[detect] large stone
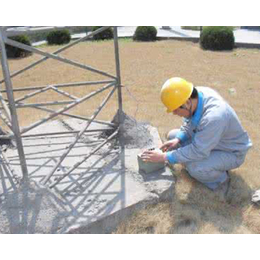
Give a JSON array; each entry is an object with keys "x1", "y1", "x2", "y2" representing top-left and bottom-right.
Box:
[{"x1": 137, "y1": 150, "x2": 165, "y2": 174}]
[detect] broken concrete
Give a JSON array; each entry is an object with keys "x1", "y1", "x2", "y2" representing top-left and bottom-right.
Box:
[{"x1": 0, "y1": 114, "x2": 175, "y2": 233}]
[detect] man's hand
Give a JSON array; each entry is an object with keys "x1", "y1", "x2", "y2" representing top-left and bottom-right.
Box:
[
  {"x1": 140, "y1": 149, "x2": 167, "y2": 163},
  {"x1": 160, "y1": 138, "x2": 180, "y2": 152}
]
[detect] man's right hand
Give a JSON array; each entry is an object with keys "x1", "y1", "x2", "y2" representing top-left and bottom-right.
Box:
[{"x1": 160, "y1": 138, "x2": 180, "y2": 152}]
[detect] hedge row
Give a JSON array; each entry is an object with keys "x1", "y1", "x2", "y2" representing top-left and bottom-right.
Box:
[
  {"x1": 5, "y1": 26, "x2": 235, "y2": 58},
  {"x1": 91, "y1": 26, "x2": 158, "y2": 41},
  {"x1": 89, "y1": 26, "x2": 235, "y2": 51}
]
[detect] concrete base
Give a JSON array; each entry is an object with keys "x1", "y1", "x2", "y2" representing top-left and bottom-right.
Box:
[{"x1": 0, "y1": 118, "x2": 175, "y2": 233}]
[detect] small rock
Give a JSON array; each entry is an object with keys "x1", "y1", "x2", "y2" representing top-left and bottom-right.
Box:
[{"x1": 252, "y1": 190, "x2": 260, "y2": 204}]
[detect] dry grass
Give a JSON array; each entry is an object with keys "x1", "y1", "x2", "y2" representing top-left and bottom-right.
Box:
[
  {"x1": 115, "y1": 167, "x2": 258, "y2": 234},
  {"x1": 1, "y1": 39, "x2": 260, "y2": 233}
]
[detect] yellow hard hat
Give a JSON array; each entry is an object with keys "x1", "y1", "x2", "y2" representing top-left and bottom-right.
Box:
[{"x1": 160, "y1": 77, "x2": 193, "y2": 113}]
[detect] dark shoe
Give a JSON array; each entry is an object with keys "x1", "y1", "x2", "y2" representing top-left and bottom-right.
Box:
[{"x1": 214, "y1": 172, "x2": 231, "y2": 198}]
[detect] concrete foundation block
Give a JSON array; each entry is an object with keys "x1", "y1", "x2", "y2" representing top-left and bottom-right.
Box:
[{"x1": 0, "y1": 118, "x2": 175, "y2": 233}]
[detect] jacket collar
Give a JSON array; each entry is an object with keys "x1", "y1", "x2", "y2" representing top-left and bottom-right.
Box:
[{"x1": 191, "y1": 91, "x2": 204, "y2": 127}]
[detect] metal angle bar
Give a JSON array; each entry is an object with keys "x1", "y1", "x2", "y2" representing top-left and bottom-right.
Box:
[
  {"x1": 2, "y1": 106, "x2": 116, "y2": 139},
  {"x1": 20, "y1": 128, "x2": 114, "y2": 138},
  {"x1": 0, "y1": 26, "x2": 111, "y2": 84},
  {"x1": 0, "y1": 146, "x2": 18, "y2": 183},
  {"x1": 49, "y1": 128, "x2": 119, "y2": 188},
  {"x1": 0, "y1": 109, "x2": 13, "y2": 131},
  {"x1": 42, "y1": 85, "x2": 117, "y2": 185},
  {"x1": 113, "y1": 27, "x2": 123, "y2": 123},
  {"x1": 16, "y1": 100, "x2": 74, "y2": 109},
  {"x1": 0, "y1": 93, "x2": 11, "y2": 122},
  {"x1": 19, "y1": 82, "x2": 115, "y2": 135},
  {"x1": 32, "y1": 106, "x2": 116, "y2": 127},
  {"x1": 0, "y1": 80, "x2": 115, "y2": 93},
  {"x1": 4, "y1": 38, "x2": 117, "y2": 81},
  {"x1": 50, "y1": 86, "x2": 78, "y2": 100},
  {"x1": 15, "y1": 85, "x2": 52, "y2": 103},
  {"x1": 0, "y1": 28, "x2": 28, "y2": 181}
]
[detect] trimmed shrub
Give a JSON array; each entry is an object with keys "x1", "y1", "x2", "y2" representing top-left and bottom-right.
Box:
[
  {"x1": 92, "y1": 27, "x2": 114, "y2": 40},
  {"x1": 6, "y1": 35, "x2": 32, "y2": 58},
  {"x1": 200, "y1": 26, "x2": 235, "y2": 51},
  {"x1": 46, "y1": 29, "x2": 71, "y2": 45},
  {"x1": 133, "y1": 26, "x2": 157, "y2": 41}
]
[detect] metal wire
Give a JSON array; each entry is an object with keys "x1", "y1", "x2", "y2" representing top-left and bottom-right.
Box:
[{"x1": 122, "y1": 84, "x2": 140, "y2": 119}]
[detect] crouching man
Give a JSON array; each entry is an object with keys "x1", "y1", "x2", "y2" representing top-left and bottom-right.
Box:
[{"x1": 141, "y1": 77, "x2": 252, "y2": 191}]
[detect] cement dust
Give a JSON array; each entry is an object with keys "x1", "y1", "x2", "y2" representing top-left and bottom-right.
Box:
[{"x1": 105, "y1": 111, "x2": 154, "y2": 149}]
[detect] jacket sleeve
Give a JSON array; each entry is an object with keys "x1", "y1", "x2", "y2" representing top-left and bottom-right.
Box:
[
  {"x1": 175, "y1": 119, "x2": 191, "y2": 144},
  {"x1": 167, "y1": 113, "x2": 227, "y2": 164}
]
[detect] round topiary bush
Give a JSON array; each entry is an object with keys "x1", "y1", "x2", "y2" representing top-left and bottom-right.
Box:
[
  {"x1": 200, "y1": 26, "x2": 235, "y2": 51},
  {"x1": 46, "y1": 29, "x2": 71, "y2": 45},
  {"x1": 6, "y1": 35, "x2": 32, "y2": 58},
  {"x1": 92, "y1": 27, "x2": 114, "y2": 41},
  {"x1": 133, "y1": 26, "x2": 157, "y2": 41}
]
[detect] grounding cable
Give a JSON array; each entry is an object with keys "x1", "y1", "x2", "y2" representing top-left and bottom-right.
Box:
[{"x1": 121, "y1": 84, "x2": 140, "y2": 120}]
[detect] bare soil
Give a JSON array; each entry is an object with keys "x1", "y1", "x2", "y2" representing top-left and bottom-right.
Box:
[{"x1": 1, "y1": 39, "x2": 260, "y2": 233}]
